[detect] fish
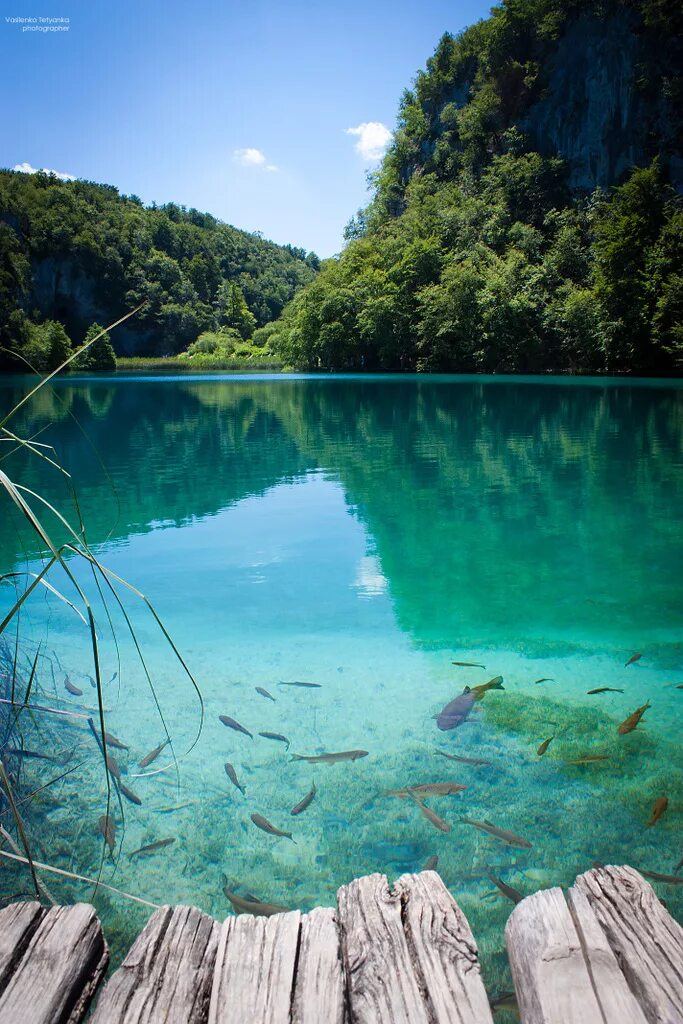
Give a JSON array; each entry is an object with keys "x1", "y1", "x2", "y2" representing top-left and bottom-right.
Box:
[
  {"x1": 104, "y1": 731, "x2": 129, "y2": 751},
  {"x1": 587, "y1": 687, "x2": 624, "y2": 694},
  {"x1": 224, "y1": 762, "x2": 245, "y2": 796},
  {"x1": 158, "y1": 801, "x2": 196, "y2": 813},
  {"x1": 255, "y1": 686, "x2": 276, "y2": 702},
  {"x1": 423, "y1": 855, "x2": 439, "y2": 871},
  {"x1": 250, "y1": 813, "x2": 296, "y2": 842},
  {"x1": 436, "y1": 689, "x2": 476, "y2": 730},
  {"x1": 617, "y1": 701, "x2": 650, "y2": 735},
  {"x1": 119, "y1": 782, "x2": 142, "y2": 805},
  {"x1": 469, "y1": 676, "x2": 504, "y2": 700},
  {"x1": 490, "y1": 991, "x2": 518, "y2": 1014},
  {"x1": 218, "y1": 715, "x2": 253, "y2": 738},
  {"x1": 639, "y1": 869, "x2": 683, "y2": 885},
  {"x1": 64, "y1": 676, "x2": 83, "y2": 697},
  {"x1": 129, "y1": 837, "x2": 175, "y2": 859},
  {"x1": 138, "y1": 739, "x2": 170, "y2": 769},
  {"x1": 97, "y1": 814, "x2": 116, "y2": 854},
  {"x1": 291, "y1": 781, "x2": 317, "y2": 816},
  {"x1": 676, "y1": 685, "x2": 683, "y2": 690},
  {"x1": 534, "y1": 678, "x2": 554, "y2": 684},
  {"x1": 278, "y1": 681, "x2": 322, "y2": 688},
  {"x1": 290, "y1": 750, "x2": 368, "y2": 763},
  {"x1": 221, "y1": 874, "x2": 288, "y2": 916},
  {"x1": 408, "y1": 792, "x2": 451, "y2": 833},
  {"x1": 106, "y1": 755, "x2": 121, "y2": 781},
  {"x1": 625, "y1": 652, "x2": 642, "y2": 667},
  {"x1": 486, "y1": 871, "x2": 523, "y2": 905},
  {"x1": 436, "y1": 750, "x2": 492, "y2": 766},
  {"x1": 647, "y1": 796, "x2": 668, "y2": 827},
  {"x1": 258, "y1": 731, "x2": 290, "y2": 750},
  {"x1": 386, "y1": 783, "x2": 467, "y2": 798},
  {"x1": 451, "y1": 661, "x2": 486, "y2": 668},
  {"x1": 108, "y1": 671, "x2": 118, "y2": 684},
  {"x1": 537, "y1": 736, "x2": 554, "y2": 756},
  {"x1": 565, "y1": 753, "x2": 610, "y2": 764},
  {"x1": 459, "y1": 818, "x2": 533, "y2": 849},
  {"x1": 87, "y1": 674, "x2": 97, "y2": 689}
]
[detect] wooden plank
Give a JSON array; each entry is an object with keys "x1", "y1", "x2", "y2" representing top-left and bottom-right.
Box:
[
  {"x1": 0, "y1": 902, "x2": 108, "y2": 1024},
  {"x1": 208, "y1": 910, "x2": 302, "y2": 1024},
  {"x1": 0, "y1": 901, "x2": 45, "y2": 995},
  {"x1": 395, "y1": 871, "x2": 494, "y2": 1024},
  {"x1": 90, "y1": 904, "x2": 219, "y2": 1024},
  {"x1": 575, "y1": 865, "x2": 683, "y2": 1024},
  {"x1": 505, "y1": 886, "x2": 605, "y2": 1024},
  {"x1": 567, "y1": 885, "x2": 648, "y2": 1023},
  {"x1": 291, "y1": 907, "x2": 346, "y2": 1024},
  {"x1": 337, "y1": 872, "x2": 433, "y2": 1023}
]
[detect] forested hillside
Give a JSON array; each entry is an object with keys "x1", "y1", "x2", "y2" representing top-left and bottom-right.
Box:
[
  {"x1": 270, "y1": 0, "x2": 683, "y2": 374},
  {"x1": 0, "y1": 171, "x2": 318, "y2": 369}
]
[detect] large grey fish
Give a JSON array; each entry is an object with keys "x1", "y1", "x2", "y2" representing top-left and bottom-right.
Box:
[
  {"x1": 386, "y1": 782, "x2": 467, "y2": 798},
  {"x1": 423, "y1": 855, "x2": 439, "y2": 871},
  {"x1": 64, "y1": 676, "x2": 83, "y2": 697},
  {"x1": 104, "y1": 731, "x2": 129, "y2": 751},
  {"x1": 98, "y1": 814, "x2": 116, "y2": 855},
  {"x1": 290, "y1": 750, "x2": 368, "y2": 763},
  {"x1": 250, "y1": 813, "x2": 296, "y2": 842},
  {"x1": 224, "y1": 762, "x2": 245, "y2": 796},
  {"x1": 221, "y1": 874, "x2": 289, "y2": 916},
  {"x1": 436, "y1": 689, "x2": 476, "y2": 730},
  {"x1": 258, "y1": 731, "x2": 290, "y2": 750},
  {"x1": 459, "y1": 817, "x2": 533, "y2": 849},
  {"x1": 219, "y1": 715, "x2": 253, "y2": 738},
  {"x1": 255, "y1": 686, "x2": 276, "y2": 702},
  {"x1": 291, "y1": 782, "x2": 316, "y2": 816},
  {"x1": 486, "y1": 871, "x2": 523, "y2": 904},
  {"x1": 408, "y1": 792, "x2": 451, "y2": 833},
  {"x1": 129, "y1": 837, "x2": 175, "y2": 859},
  {"x1": 119, "y1": 782, "x2": 142, "y2": 805},
  {"x1": 139, "y1": 739, "x2": 170, "y2": 769}
]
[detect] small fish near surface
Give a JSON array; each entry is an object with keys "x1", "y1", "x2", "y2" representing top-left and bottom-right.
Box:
[
  {"x1": 451, "y1": 661, "x2": 486, "y2": 669},
  {"x1": 97, "y1": 814, "x2": 116, "y2": 855},
  {"x1": 129, "y1": 837, "x2": 176, "y2": 859},
  {"x1": 534, "y1": 678, "x2": 554, "y2": 684},
  {"x1": 486, "y1": 871, "x2": 523, "y2": 905},
  {"x1": 459, "y1": 818, "x2": 533, "y2": 849},
  {"x1": 64, "y1": 676, "x2": 83, "y2": 697},
  {"x1": 408, "y1": 792, "x2": 451, "y2": 833},
  {"x1": 469, "y1": 676, "x2": 504, "y2": 700},
  {"x1": 647, "y1": 796, "x2": 668, "y2": 827},
  {"x1": 221, "y1": 875, "x2": 289, "y2": 917},
  {"x1": 291, "y1": 781, "x2": 317, "y2": 816},
  {"x1": 436, "y1": 750, "x2": 492, "y2": 766},
  {"x1": 255, "y1": 686, "x2": 276, "y2": 702},
  {"x1": 436, "y1": 689, "x2": 477, "y2": 731},
  {"x1": 386, "y1": 782, "x2": 467, "y2": 798},
  {"x1": 290, "y1": 750, "x2": 368, "y2": 764},
  {"x1": 139, "y1": 739, "x2": 170, "y2": 769},
  {"x1": 587, "y1": 687, "x2": 624, "y2": 695},
  {"x1": 250, "y1": 813, "x2": 296, "y2": 843},
  {"x1": 258, "y1": 731, "x2": 290, "y2": 750},
  {"x1": 224, "y1": 762, "x2": 245, "y2": 796},
  {"x1": 278, "y1": 681, "x2": 322, "y2": 689},
  {"x1": 565, "y1": 753, "x2": 610, "y2": 765},
  {"x1": 537, "y1": 736, "x2": 554, "y2": 757},
  {"x1": 423, "y1": 855, "x2": 439, "y2": 871},
  {"x1": 218, "y1": 715, "x2": 253, "y2": 739},
  {"x1": 617, "y1": 701, "x2": 651, "y2": 735},
  {"x1": 625, "y1": 652, "x2": 643, "y2": 667}
]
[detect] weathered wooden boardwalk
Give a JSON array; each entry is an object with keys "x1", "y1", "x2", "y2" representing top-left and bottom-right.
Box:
[{"x1": 0, "y1": 865, "x2": 680, "y2": 1023}]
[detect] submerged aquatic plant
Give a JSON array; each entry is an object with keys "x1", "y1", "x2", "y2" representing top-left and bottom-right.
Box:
[{"x1": 0, "y1": 311, "x2": 204, "y2": 908}]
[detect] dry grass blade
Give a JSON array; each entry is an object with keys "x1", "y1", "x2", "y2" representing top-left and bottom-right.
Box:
[{"x1": 0, "y1": 849, "x2": 160, "y2": 909}]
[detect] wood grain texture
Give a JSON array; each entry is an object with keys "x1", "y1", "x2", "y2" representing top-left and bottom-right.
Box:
[
  {"x1": 90, "y1": 904, "x2": 218, "y2": 1024},
  {"x1": 575, "y1": 865, "x2": 683, "y2": 1024},
  {"x1": 0, "y1": 902, "x2": 108, "y2": 1024},
  {"x1": 395, "y1": 871, "x2": 494, "y2": 1024},
  {"x1": 208, "y1": 910, "x2": 302, "y2": 1024},
  {"x1": 0, "y1": 901, "x2": 45, "y2": 994},
  {"x1": 505, "y1": 886, "x2": 605, "y2": 1024},
  {"x1": 291, "y1": 906, "x2": 346, "y2": 1024}
]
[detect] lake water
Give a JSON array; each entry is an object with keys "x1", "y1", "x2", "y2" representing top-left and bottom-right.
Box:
[{"x1": 1, "y1": 373, "x2": 681, "y2": 996}]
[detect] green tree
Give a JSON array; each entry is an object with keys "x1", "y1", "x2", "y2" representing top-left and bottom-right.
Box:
[{"x1": 74, "y1": 323, "x2": 117, "y2": 372}]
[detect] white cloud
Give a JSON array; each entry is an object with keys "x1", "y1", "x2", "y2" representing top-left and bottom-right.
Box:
[
  {"x1": 13, "y1": 161, "x2": 75, "y2": 181},
  {"x1": 233, "y1": 148, "x2": 278, "y2": 172},
  {"x1": 353, "y1": 555, "x2": 388, "y2": 598},
  {"x1": 345, "y1": 122, "x2": 391, "y2": 161}
]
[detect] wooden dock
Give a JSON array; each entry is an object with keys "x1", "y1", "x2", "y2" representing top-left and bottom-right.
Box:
[{"x1": 0, "y1": 864, "x2": 680, "y2": 1023}]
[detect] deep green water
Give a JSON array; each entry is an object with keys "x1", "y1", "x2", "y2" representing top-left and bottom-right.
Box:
[{"x1": 1, "y1": 373, "x2": 681, "y2": 996}]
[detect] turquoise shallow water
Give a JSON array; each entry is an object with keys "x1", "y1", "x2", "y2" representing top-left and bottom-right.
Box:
[{"x1": 0, "y1": 373, "x2": 681, "y2": 994}]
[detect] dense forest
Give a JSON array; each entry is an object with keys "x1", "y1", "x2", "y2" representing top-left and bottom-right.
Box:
[
  {"x1": 0, "y1": 171, "x2": 319, "y2": 370},
  {"x1": 269, "y1": 0, "x2": 683, "y2": 374}
]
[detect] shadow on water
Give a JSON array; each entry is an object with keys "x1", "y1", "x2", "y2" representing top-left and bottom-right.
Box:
[{"x1": 0, "y1": 373, "x2": 681, "y2": 993}]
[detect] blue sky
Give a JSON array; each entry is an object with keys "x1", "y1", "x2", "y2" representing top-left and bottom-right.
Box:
[{"x1": 0, "y1": 0, "x2": 492, "y2": 256}]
